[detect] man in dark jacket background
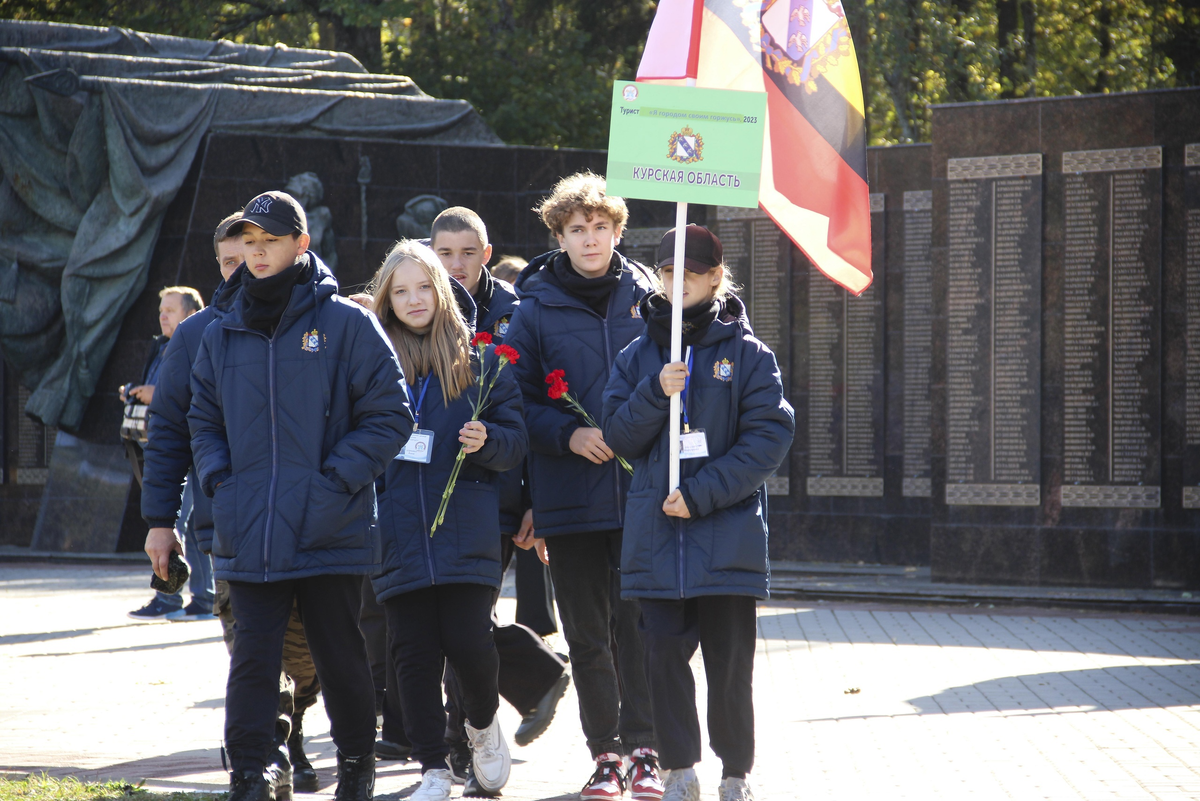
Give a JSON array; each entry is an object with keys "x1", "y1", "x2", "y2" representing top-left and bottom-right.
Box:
[
  {"x1": 186, "y1": 192, "x2": 414, "y2": 801},
  {"x1": 504, "y1": 173, "x2": 662, "y2": 801},
  {"x1": 126, "y1": 285, "x2": 203, "y2": 620}
]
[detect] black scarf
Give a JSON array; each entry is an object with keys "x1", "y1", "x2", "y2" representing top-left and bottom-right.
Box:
[
  {"x1": 241, "y1": 256, "x2": 312, "y2": 334},
  {"x1": 642, "y1": 292, "x2": 724, "y2": 349},
  {"x1": 550, "y1": 250, "x2": 622, "y2": 317}
]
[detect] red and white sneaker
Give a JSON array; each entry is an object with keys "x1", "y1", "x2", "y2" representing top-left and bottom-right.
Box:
[
  {"x1": 580, "y1": 753, "x2": 626, "y2": 800},
  {"x1": 627, "y1": 747, "x2": 665, "y2": 801}
]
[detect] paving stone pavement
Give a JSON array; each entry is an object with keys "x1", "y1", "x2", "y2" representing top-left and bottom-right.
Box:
[{"x1": 3, "y1": 562, "x2": 1200, "y2": 800}]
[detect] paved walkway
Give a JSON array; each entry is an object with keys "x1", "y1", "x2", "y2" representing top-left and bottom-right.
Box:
[{"x1": 3, "y1": 562, "x2": 1200, "y2": 799}]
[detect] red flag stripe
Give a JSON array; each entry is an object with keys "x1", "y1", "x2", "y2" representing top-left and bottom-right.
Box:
[{"x1": 764, "y1": 80, "x2": 872, "y2": 278}]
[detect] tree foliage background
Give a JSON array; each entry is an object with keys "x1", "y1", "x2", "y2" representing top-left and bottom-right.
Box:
[{"x1": 2, "y1": 0, "x2": 1198, "y2": 148}]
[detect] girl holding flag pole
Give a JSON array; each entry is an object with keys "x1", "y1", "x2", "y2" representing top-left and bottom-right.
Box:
[
  {"x1": 602, "y1": 225, "x2": 794, "y2": 801},
  {"x1": 366, "y1": 240, "x2": 528, "y2": 801}
]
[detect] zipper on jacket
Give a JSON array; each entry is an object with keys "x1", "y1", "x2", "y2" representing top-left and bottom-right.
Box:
[
  {"x1": 263, "y1": 337, "x2": 279, "y2": 582},
  {"x1": 676, "y1": 517, "x2": 686, "y2": 599},
  {"x1": 601, "y1": 291, "x2": 624, "y2": 526},
  {"x1": 418, "y1": 463, "x2": 435, "y2": 584}
]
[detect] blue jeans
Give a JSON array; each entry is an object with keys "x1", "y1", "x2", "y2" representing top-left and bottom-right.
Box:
[{"x1": 155, "y1": 477, "x2": 215, "y2": 610}]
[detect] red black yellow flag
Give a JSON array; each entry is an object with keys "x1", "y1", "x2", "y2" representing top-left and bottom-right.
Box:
[{"x1": 637, "y1": 0, "x2": 872, "y2": 294}]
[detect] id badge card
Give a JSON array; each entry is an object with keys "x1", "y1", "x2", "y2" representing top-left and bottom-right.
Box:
[
  {"x1": 397, "y1": 429, "x2": 434, "y2": 463},
  {"x1": 679, "y1": 429, "x2": 709, "y2": 460}
]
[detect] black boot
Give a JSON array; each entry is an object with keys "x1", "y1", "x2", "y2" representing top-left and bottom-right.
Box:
[
  {"x1": 228, "y1": 769, "x2": 271, "y2": 801},
  {"x1": 288, "y1": 708, "x2": 320, "y2": 793},
  {"x1": 334, "y1": 751, "x2": 375, "y2": 801},
  {"x1": 268, "y1": 742, "x2": 294, "y2": 801}
]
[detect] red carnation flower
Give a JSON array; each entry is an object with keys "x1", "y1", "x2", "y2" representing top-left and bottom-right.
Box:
[
  {"x1": 547, "y1": 378, "x2": 569, "y2": 400},
  {"x1": 495, "y1": 344, "x2": 520, "y2": 364},
  {"x1": 471, "y1": 332, "x2": 494, "y2": 348},
  {"x1": 545, "y1": 369, "x2": 565, "y2": 385}
]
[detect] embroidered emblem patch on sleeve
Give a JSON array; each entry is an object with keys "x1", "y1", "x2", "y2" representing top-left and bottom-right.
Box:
[
  {"x1": 494, "y1": 317, "x2": 511, "y2": 338},
  {"x1": 713, "y1": 358, "x2": 734, "y2": 381},
  {"x1": 301, "y1": 329, "x2": 321, "y2": 353}
]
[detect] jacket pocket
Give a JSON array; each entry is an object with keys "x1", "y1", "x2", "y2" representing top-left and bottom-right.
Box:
[
  {"x1": 700, "y1": 492, "x2": 768, "y2": 576},
  {"x1": 298, "y1": 472, "x2": 367, "y2": 552},
  {"x1": 444, "y1": 481, "x2": 501, "y2": 563},
  {"x1": 210, "y1": 475, "x2": 239, "y2": 558},
  {"x1": 621, "y1": 489, "x2": 661, "y2": 576}
]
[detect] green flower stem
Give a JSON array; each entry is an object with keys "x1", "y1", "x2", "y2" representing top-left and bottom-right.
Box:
[
  {"x1": 563, "y1": 391, "x2": 634, "y2": 475},
  {"x1": 430, "y1": 351, "x2": 514, "y2": 535}
]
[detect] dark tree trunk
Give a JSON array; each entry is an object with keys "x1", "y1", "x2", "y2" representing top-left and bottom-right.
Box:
[
  {"x1": 326, "y1": 17, "x2": 382, "y2": 72},
  {"x1": 1093, "y1": 4, "x2": 1113, "y2": 92},
  {"x1": 997, "y1": 0, "x2": 1019, "y2": 98},
  {"x1": 845, "y1": 0, "x2": 871, "y2": 141},
  {"x1": 1021, "y1": 0, "x2": 1037, "y2": 93}
]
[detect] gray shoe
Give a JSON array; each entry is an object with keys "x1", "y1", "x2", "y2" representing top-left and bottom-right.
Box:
[
  {"x1": 718, "y1": 777, "x2": 754, "y2": 801},
  {"x1": 661, "y1": 767, "x2": 699, "y2": 801}
]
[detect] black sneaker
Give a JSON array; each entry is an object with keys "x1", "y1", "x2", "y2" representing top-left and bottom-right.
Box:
[
  {"x1": 172, "y1": 600, "x2": 217, "y2": 621},
  {"x1": 228, "y1": 769, "x2": 271, "y2": 801},
  {"x1": 374, "y1": 739, "x2": 412, "y2": 761},
  {"x1": 334, "y1": 751, "x2": 375, "y2": 801},
  {"x1": 288, "y1": 709, "x2": 320, "y2": 793},
  {"x1": 463, "y1": 764, "x2": 501, "y2": 798},
  {"x1": 268, "y1": 741, "x2": 293, "y2": 801},
  {"x1": 514, "y1": 671, "x2": 570, "y2": 746},
  {"x1": 448, "y1": 740, "x2": 471, "y2": 785},
  {"x1": 127, "y1": 597, "x2": 185, "y2": 621}
]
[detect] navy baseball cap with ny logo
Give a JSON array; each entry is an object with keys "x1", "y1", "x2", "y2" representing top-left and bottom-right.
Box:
[{"x1": 229, "y1": 191, "x2": 308, "y2": 237}]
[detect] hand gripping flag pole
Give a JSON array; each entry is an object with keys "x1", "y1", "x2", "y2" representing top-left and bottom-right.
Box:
[{"x1": 669, "y1": 163, "x2": 690, "y2": 492}]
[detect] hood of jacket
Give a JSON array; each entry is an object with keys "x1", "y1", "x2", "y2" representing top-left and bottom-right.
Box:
[{"x1": 449, "y1": 272, "x2": 479, "y2": 333}]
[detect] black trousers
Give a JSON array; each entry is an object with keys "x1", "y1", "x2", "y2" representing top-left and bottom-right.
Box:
[
  {"x1": 360, "y1": 578, "x2": 411, "y2": 746},
  {"x1": 384, "y1": 583, "x2": 500, "y2": 771},
  {"x1": 545, "y1": 529, "x2": 655, "y2": 758},
  {"x1": 514, "y1": 545, "x2": 558, "y2": 636},
  {"x1": 226, "y1": 575, "x2": 376, "y2": 771},
  {"x1": 639, "y1": 595, "x2": 757, "y2": 776}
]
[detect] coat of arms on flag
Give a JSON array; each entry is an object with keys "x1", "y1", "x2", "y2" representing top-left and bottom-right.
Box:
[
  {"x1": 636, "y1": 0, "x2": 872, "y2": 295},
  {"x1": 668, "y1": 126, "x2": 704, "y2": 164}
]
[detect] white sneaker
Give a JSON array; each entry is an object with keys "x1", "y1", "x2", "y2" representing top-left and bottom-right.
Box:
[
  {"x1": 661, "y1": 767, "x2": 699, "y2": 801},
  {"x1": 718, "y1": 776, "x2": 754, "y2": 801},
  {"x1": 409, "y1": 768, "x2": 453, "y2": 801},
  {"x1": 465, "y1": 716, "x2": 511, "y2": 793}
]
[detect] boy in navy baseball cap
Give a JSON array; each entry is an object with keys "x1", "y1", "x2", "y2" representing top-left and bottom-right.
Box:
[{"x1": 188, "y1": 188, "x2": 415, "y2": 801}]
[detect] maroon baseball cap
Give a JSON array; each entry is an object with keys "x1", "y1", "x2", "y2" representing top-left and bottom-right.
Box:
[{"x1": 656, "y1": 224, "x2": 723, "y2": 274}]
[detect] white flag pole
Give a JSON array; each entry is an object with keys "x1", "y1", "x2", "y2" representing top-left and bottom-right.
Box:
[
  {"x1": 668, "y1": 200, "x2": 688, "y2": 492},
  {"x1": 669, "y1": 76, "x2": 698, "y2": 493}
]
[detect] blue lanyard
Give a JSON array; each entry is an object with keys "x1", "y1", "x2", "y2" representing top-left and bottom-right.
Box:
[
  {"x1": 680, "y1": 346, "x2": 694, "y2": 431},
  {"x1": 406, "y1": 376, "x2": 430, "y2": 426}
]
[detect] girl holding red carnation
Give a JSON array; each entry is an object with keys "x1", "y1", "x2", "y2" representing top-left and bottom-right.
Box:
[{"x1": 365, "y1": 240, "x2": 528, "y2": 801}]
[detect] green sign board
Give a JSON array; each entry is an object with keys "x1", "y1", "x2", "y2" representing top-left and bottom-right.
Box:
[{"x1": 606, "y1": 80, "x2": 767, "y2": 209}]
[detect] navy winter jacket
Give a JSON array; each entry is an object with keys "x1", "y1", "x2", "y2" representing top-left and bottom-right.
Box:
[
  {"x1": 371, "y1": 281, "x2": 528, "y2": 602},
  {"x1": 601, "y1": 295, "x2": 795, "y2": 600},
  {"x1": 505, "y1": 250, "x2": 654, "y2": 537},
  {"x1": 188, "y1": 253, "x2": 414, "y2": 583},
  {"x1": 470, "y1": 269, "x2": 525, "y2": 533},
  {"x1": 142, "y1": 279, "x2": 233, "y2": 549}
]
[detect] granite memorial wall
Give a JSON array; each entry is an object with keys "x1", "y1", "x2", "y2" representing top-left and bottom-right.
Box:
[{"x1": 929, "y1": 88, "x2": 1200, "y2": 589}]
